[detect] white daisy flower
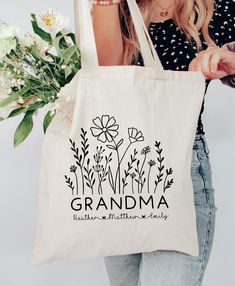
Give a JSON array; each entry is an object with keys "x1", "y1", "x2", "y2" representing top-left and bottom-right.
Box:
[{"x1": 36, "y1": 9, "x2": 70, "y2": 38}]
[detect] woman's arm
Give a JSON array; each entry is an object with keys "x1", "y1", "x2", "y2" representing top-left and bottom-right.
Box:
[
  {"x1": 91, "y1": 3, "x2": 124, "y2": 65},
  {"x1": 220, "y1": 41, "x2": 235, "y2": 88}
]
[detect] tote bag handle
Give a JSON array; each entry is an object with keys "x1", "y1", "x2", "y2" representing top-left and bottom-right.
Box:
[{"x1": 73, "y1": 0, "x2": 164, "y2": 70}]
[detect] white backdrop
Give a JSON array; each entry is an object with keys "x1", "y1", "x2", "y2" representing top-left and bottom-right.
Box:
[{"x1": 0, "y1": 1, "x2": 234, "y2": 285}]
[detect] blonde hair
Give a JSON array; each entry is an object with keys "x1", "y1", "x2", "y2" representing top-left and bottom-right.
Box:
[{"x1": 118, "y1": 0, "x2": 218, "y2": 65}]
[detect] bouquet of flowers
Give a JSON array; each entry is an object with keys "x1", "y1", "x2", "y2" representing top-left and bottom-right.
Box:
[{"x1": 0, "y1": 9, "x2": 81, "y2": 147}]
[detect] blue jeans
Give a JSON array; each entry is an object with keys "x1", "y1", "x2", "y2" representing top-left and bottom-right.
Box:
[{"x1": 103, "y1": 133, "x2": 217, "y2": 286}]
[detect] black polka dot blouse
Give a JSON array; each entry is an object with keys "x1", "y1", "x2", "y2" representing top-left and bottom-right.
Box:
[{"x1": 132, "y1": 0, "x2": 235, "y2": 135}]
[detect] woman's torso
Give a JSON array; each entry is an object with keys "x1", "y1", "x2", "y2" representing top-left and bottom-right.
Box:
[{"x1": 132, "y1": 0, "x2": 235, "y2": 135}]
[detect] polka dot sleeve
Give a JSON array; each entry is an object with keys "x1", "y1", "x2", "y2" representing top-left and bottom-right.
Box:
[
  {"x1": 210, "y1": 0, "x2": 235, "y2": 46},
  {"x1": 212, "y1": 0, "x2": 235, "y2": 89}
]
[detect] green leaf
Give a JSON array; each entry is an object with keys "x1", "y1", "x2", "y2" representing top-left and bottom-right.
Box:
[
  {"x1": 18, "y1": 86, "x2": 30, "y2": 96},
  {"x1": 0, "y1": 93, "x2": 19, "y2": 108},
  {"x1": 0, "y1": 116, "x2": 5, "y2": 121},
  {"x1": 7, "y1": 106, "x2": 26, "y2": 118},
  {"x1": 62, "y1": 46, "x2": 78, "y2": 64},
  {"x1": 64, "y1": 66, "x2": 72, "y2": 80},
  {"x1": 43, "y1": 109, "x2": 56, "y2": 134},
  {"x1": 0, "y1": 86, "x2": 30, "y2": 108},
  {"x1": 30, "y1": 45, "x2": 41, "y2": 60},
  {"x1": 55, "y1": 31, "x2": 68, "y2": 49},
  {"x1": 31, "y1": 20, "x2": 52, "y2": 44},
  {"x1": 53, "y1": 34, "x2": 67, "y2": 57},
  {"x1": 27, "y1": 101, "x2": 45, "y2": 111},
  {"x1": 31, "y1": 13, "x2": 36, "y2": 22},
  {"x1": 67, "y1": 33, "x2": 77, "y2": 45},
  {"x1": 13, "y1": 110, "x2": 34, "y2": 148}
]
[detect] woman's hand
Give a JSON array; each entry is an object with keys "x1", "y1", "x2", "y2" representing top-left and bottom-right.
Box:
[{"x1": 188, "y1": 46, "x2": 235, "y2": 80}]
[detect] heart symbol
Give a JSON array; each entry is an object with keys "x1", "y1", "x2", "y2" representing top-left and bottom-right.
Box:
[
  {"x1": 102, "y1": 216, "x2": 106, "y2": 219},
  {"x1": 142, "y1": 215, "x2": 146, "y2": 218}
]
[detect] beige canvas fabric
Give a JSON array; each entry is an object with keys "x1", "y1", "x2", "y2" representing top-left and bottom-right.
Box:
[{"x1": 31, "y1": 0, "x2": 205, "y2": 266}]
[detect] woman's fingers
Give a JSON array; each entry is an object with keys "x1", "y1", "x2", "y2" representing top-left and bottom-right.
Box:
[
  {"x1": 208, "y1": 51, "x2": 226, "y2": 79},
  {"x1": 210, "y1": 48, "x2": 235, "y2": 77},
  {"x1": 195, "y1": 51, "x2": 212, "y2": 78},
  {"x1": 188, "y1": 46, "x2": 228, "y2": 79},
  {"x1": 190, "y1": 47, "x2": 216, "y2": 78},
  {"x1": 209, "y1": 51, "x2": 220, "y2": 73}
]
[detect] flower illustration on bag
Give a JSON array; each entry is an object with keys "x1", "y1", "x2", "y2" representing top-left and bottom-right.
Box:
[
  {"x1": 141, "y1": 146, "x2": 151, "y2": 155},
  {"x1": 90, "y1": 115, "x2": 119, "y2": 143},
  {"x1": 65, "y1": 114, "x2": 174, "y2": 197},
  {"x1": 128, "y1": 127, "x2": 144, "y2": 143},
  {"x1": 70, "y1": 165, "x2": 77, "y2": 172},
  {"x1": 69, "y1": 165, "x2": 78, "y2": 195},
  {"x1": 147, "y1": 160, "x2": 156, "y2": 193},
  {"x1": 148, "y1": 159, "x2": 156, "y2": 167}
]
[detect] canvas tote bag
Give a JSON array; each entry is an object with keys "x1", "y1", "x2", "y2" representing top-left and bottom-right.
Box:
[{"x1": 31, "y1": 0, "x2": 206, "y2": 266}]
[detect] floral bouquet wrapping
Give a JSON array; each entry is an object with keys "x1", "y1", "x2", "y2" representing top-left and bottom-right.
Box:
[{"x1": 0, "y1": 9, "x2": 80, "y2": 147}]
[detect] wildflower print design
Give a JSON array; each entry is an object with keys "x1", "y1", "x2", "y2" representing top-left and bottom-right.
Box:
[{"x1": 64, "y1": 114, "x2": 174, "y2": 197}]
